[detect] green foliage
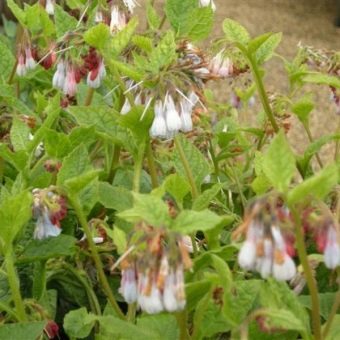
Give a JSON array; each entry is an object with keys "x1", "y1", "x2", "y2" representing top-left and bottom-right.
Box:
[
  {"x1": 54, "y1": 5, "x2": 78, "y2": 38},
  {"x1": 0, "y1": 321, "x2": 47, "y2": 340},
  {"x1": 223, "y1": 18, "x2": 250, "y2": 45},
  {"x1": 0, "y1": 40, "x2": 15, "y2": 80}
]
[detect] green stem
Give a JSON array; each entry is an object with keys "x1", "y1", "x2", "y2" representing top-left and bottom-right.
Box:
[
  {"x1": 32, "y1": 260, "x2": 47, "y2": 301},
  {"x1": 247, "y1": 54, "x2": 279, "y2": 133},
  {"x1": 175, "y1": 310, "x2": 189, "y2": 340},
  {"x1": 127, "y1": 302, "x2": 136, "y2": 322},
  {"x1": 146, "y1": 142, "x2": 158, "y2": 188},
  {"x1": 108, "y1": 145, "x2": 121, "y2": 183},
  {"x1": 111, "y1": 67, "x2": 134, "y2": 106},
  {"x1": 133, "y1": 143, "x2": 146, "y2": 192},
  {"x1": 8, "y1": 60, "x2": 18, "y2": 85},
  {"x1": 174, "y1": 135, "x2": 199, "y2": 199},
  {"x1": 85, "y1": 87, "x2": 95, "y2": 106},
  {"x1": 5, "y1": 250, "x2": 27, "y2": 322},
  {"x1": 289, "y1": 206, "x2": 322, "y2": 340},
  {"x1": 69, "y1": 197, "x2": 125, "y2": 319},
  {"x1": 303, "y1": 123, "x2": 323, "y2": 168}
]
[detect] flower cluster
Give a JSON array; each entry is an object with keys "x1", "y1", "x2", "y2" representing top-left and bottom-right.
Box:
[
  {"x1": 150, "y1": 91, "x2": 199, "y2": 139},
  {"x1": 119, "y1": 226, "x2": 192, "y2": 314},
  {"x1": 16, "y1": 45, "x2": 37, "y2": 76},
  {"x1": 234, "y1": 199, "x2": 297, "y2": 281},
  {"x1": 32, "y1": 188, "x2": 67, "y2": 240}
]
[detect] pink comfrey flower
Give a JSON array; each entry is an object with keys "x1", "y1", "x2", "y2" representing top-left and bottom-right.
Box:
[
  {"x1": 16, "y1": 53, "x2": 27, "y2": 77},
  {"x1": 63, "y1": 66, "x2": 77, "y2": 97}
]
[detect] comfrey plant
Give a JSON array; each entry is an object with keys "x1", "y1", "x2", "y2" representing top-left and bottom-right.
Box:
[{"x1": 0, "y1": 0, "x2": 338, "y2": 339}]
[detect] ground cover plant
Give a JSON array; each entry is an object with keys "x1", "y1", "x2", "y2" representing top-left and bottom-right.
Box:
[{"x1": 0, "y1": 0, "x2": 339, "y2": 339}]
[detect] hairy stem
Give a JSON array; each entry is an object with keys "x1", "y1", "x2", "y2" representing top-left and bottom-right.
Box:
[
  {"x1": 133, "y1": 143, "x2": 146, "y2": 192},
  {"x1": 146, "y1": 142, "x2": 158, "y2": 188},
  {"x1": 303, "y1": 123, "x2": 323, "y2": 168},
  {"x1": 289, "y1": 206, "x2": 322, "y2": 340},
  {"x1": 69, "y1": 197, "x2": 125, "y2": 319},
  {"x1": 85, "y1": 87, "x2": 95, "y2": 106},
  {"x1": 108, "y1": 145, "x2": 121, "y2": 183},
  {"x1": 32, "y1": 260, "x2": 47, "y2": 301},
  {"x1": 5, "y1": 250, "x2": 27, "y2": 322},
  {"x1": 247, "y1": 54, "x2": 279, "y2": 133},
  {"x1": 175, "y1": 310, "x2": 189, "y2": 340}
]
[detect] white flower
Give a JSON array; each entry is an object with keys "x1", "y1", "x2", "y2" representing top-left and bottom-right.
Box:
[
  {"x1": 122, "y1": 0, "x2": 139, "y2": 13},
  {"x1": 165, "y1": 94, "x2": 181, "y2": 133},
  {"x1": 199, "y1": 0, "x2": 216, "y2": 10},
  {"x1": 238, "y1": 240, "x2": 257, "y2": 270},
  {"x1": 324, "y1": 227, "x2": 340, "y2": 269},
  {"x1": 120, "y1": 98, "x2": 131, "y2": 115},
  {"x1": 256, "y1": 239, "x2": 273, "y2": 278},
  {"x1": 163, "y1": 271, "x2": 178, "y2": 312},
  {"x1": 45, "y1": 0, "x2": 55, "y2": 15},
  {"x1": 119, "y1": 268, "x2": 138, "y2": 304},
  {"x1": 25, "y1": 48, "x2": 36, "y2": 70},
  {"x1": 16, "y1": 55, "x2": 27, "y2": 77},
  {"x1": 52, "y1": 61, "x2": 66, "y2": 90},
  {"x1": 95, "y1": 10, "x2": 103, "y2": 23},
  {"x1": 150, "y1": 100, "x2": 167, "y2": 138},
  {"x1": 87, "y1": 71, "x2": 101, "y2": 88},
  {"x1": 180, "y1": 103, "x2": 193, "y2": 132},
  {"x1": 63, "y1": 67, "x2": 77, "y2": 97},
  {"x1": 110, "y1": 6, "x2": 127, "y2": 33},
  {"x1": 34, "y1": 210, "x2": 61, "y2": 240},
  {"x1": 140, "y1": 284, "x2": 163, "y2": 314},
  {"x1": 273, "y1": 254, "x2": 296, "y2": 281}
]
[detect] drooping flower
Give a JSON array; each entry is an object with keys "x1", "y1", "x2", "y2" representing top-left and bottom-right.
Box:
[
  {"x1": 52, "y1": 60, "x2": 66, "y2": 90},
  {"x1": 198, "y1": 0, "x2": 216, "y2": 11},
  {"x1": 45, "y1": 0, "x2": 55, "y2": 15},
  {"x1": 32, "y1": 188, "x2": 67, "y2": 240},
  {"x1": 150, "y1": 100, "x2": 167, "y2": 138},
  {"x1": 25, "y1": 47, "x2": 36, "y2": 70},
  {"x1": 234, "y1": 199, "x2": 296, "y2": 281},
  {"x1": 209, "y1": 51, "x2": 233, "y2": 78},
  {"x1": 63, "y1": 65, "x2": 77, "y2": 97},
  {"x1": 110, "y1": 6, "x2": 127, "y2": 33},
  {"x1": 122, "y1": 0, "x2": 139, "y2": 13},
  {"x1": 16, "y1": 53, "x2": 27, "y2": 77},
  {"x1": 87, "y1": 59, "x2": 106, "y2": 88},
  {"x1": 119, "y1": 226, "x2": 191, "y2": 314},
  {"x1": 165, "y1": 93, "x2": 182, "y2": 134}
]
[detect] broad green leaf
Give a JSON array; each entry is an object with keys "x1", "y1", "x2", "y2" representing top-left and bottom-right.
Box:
[
  {"x1": 7, "y1": 0, "x2": 26, "y2": 26},
  {"x1": 78, "y1": 178, "x2": 99, "y2": 215},
  {"x1": 303, "y1": 73, "x2": 340, "y2": 88},
  {"x1": 0, "y1": 321, "x2": 46, "y2": 340},
  {"x1": 193, "y1": 183, "x2": 224, "y2": 211},
  {"x1": 222, "y1": 18, "x2": 250, "y2": 45},
  {"x1": 10, "y1": 117, "x2": 31, "y2": 152},
  {"x1": 111, "y1": 226, "x2": 127, "y2": 254},
  {"x1": 0, "y1": 144, "x2": 28, "y2": 171},
  {"x1": 64, "y1": 307, "x2": 96, "y2": 339},
  {"x1": 84, "y1": 23, "x2": 111, "y2": 50},
  {"x1": 109, "y1": 59, "x2": 143, "y2": 82},
  {"x1": 322, "y1": 315, "x2": 340, "y2": 340},
  {"x1": 248, "y1": 33, "x2": 272, "y2": 53},
  {"x1": 171, "y1": 209, "x2": 226, "y2": 234},
  {"x1": 288, "y1": 164, "x2": 338, "y2": 204},
  {"x1": 165, "y1": 0, "x2": 197, "y2": 32},
  {"x1": 118, "y1": 193, "x2": 171, "y2": 226},
  {"x1": 98, "y1": 182, "x2": 133, "y2": 212},
  {"x1": 0, "y1": 190, "x2": 32, "y2": 253},
  {"x1": 18, "y1": 235, "x2": 76, "y2": 263},
  {"x1": 299, "y1": 293, "x2": 337, "y2": 320},
  {"x1": 57, "y1": 144, "x2": 92, "y2": 185},
  {"x1": 262, "y1": 131, "x2": 296, "y2": 192},
  {"x1": 255, "y1": 32, "x2": 282, "y2": 64},
  {"x1": 132, "y1": 35, "x2": 153, "y2": 53},
  {"x1": 147, "y1": 31, "x2": 177, "y2": 74},
  {"x1": 0, "y1": 40, "x2": 15, "y2": 80},
  {"x1": 69, "y1": 126, "x2": 97, "y2": 149},
  {"x1": 44, "y1": 129, "x2": 72, "y2": 158},
  {"x1": 180, "y1": 7, "x2": 214, "y2": 41},
  {"x1": 173, "y1": 134, "x2": 210, "y2": 188},
  {"x1": 186, "y1": 279, "x2": 213, "y2": 311},
  {"x1": 147, "y1": 1, "x2": 161, "y2": 30},
  {"x1": 25, "y1": 3, "x2": 55, "y2": 36},
  {"x1": 137, "y1": 314, "x2": 179, "y2": 340},
  {"x1": 54, "y1": 5, "x2": 78, "y2": 38},
  {"x1": 292, "y1": 97, "x2": 314, "y2": 124},
  {"x1": 163, "y1": 174, "x2": 191, "y2": 208},
  {"x1": 64, "y1": 170, "x2": 100, "y2": 194}
]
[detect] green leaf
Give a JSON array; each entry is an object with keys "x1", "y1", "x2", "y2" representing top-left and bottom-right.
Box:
[
  {"x1": 57, "y1": 144, "x2": 92, "y2": 186},
  {"x1": 299, "y1": 293, "x2": 337, "y2": 320},
  {"x1": 98, "y1": 183, "x2": 133, "y2": 212},
  {"x1": 180, "y1": 7, "x2": 214, "y2": 41},
  {"x1": 54, "y1": 5, "x2": 78, "y2": 38},
  {"x1": 171, "y1": 209, "x2": 226, "y2": 234},
  {"x1": 288, "y1": 164, "x2": 338, "y2": 204},
  {"x1": 165, "y1": 0, "x2": 197, "y2": 32},
  {"x1": 248, "y1": 33, "x2": 272, "y2": 53},
  {"x1": 64, "y1": 170, "x2": 100, "y2": 195},
  {"x1": 137, "y1": 315, "x2": 179, "y2": 340},
  {"x1": 222, "y1": 18, "x2": 250, "y2": 45},
  {"x1": 44, "y1": 129, "x2": 72, "y2": 158},
  {"x1": 173, "y1": 134, "x2": 210, "y2": 188},
  {"x1": 303, "y1": 73, "x2": 340, "y2": 88},
  {"x1": 132, "y1": 35, "x2": 153, "y2": 53},
  {"x1": 64, "y1": 307, "x2": 96, "y2": 339},
  {"x1": 10, "y1": 117, "x2": 31, "y2": 152},
  {"x1": 84, "y1": 23, "x2": 111, "y2": 50},
  {"x1": 193, "y1": 183, "x2": 224, "y2": 211},
  {"x1": 0, "y1": 144, "x2": 28, "y2": 172},
  {"x1": 147, "y1": 31, "x2": 177, "y2": 74},
  {"x1": 0, "y1": 191, "x2": 32, "y2": 253},
  {"x1": 292, "y1": 97, "x2": 314, "y2": 124},
  {"x1": 7, "y1": 0, "x2": 26, "y2": 26},
  {"x1": 255, "y1": 32, "x2": 282, "y2": 64},
  {"x1": 18, "y1": 235, "x2": 76, "y2": 263},
  {"x1": 25, "y1": 3, "x2": 55, "y2": 36},
  {"x1": 0, "y1": 40, "x2": 15, "y2": 80},
  {"x1": 163, "y1": 174, "x2": 191, "y2": 208},
  {"x1": 147, "y1": 1, "x2": 161, "y2": 30},
  {"x1": 0, "y1": 321, "x2": 46, "y2": 340},
  {"x1": 110, "y1": 226, "x2": 127, "y2": 255},
  {"x1": 118, "y1": 193, "x2": 171, "y2": 226},
  {"x1": 322, "y1": 315, "x2": 340, "y2": 339},
  {"x1": 262, "y1": 131, "x2": 296, "y2": 192}
]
